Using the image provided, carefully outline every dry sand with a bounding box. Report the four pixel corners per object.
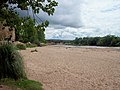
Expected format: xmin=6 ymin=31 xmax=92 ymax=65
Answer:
xmin=20 ymin=45 xmax=120 ymax=90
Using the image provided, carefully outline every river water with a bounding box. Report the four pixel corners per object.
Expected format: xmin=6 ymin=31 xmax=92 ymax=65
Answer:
xmin=53 ymin=45 xmax=120 ymax=49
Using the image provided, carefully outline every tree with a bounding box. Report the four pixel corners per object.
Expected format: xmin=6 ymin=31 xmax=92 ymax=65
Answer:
xmin=97 ymin=35 xmax=116 ymax=46
xmin=0 ymin=0 xmax=58 ymax=43
xmin=17 ymin=17 xmax=37 ymax=43
xmin=73 ymin=35 xmax=120 ymax=47
xmin=0 ymin=0 xmax=58 ymax=15
xmin=87 ymin=37 xmax=100 ymax=46
xmin=16 ymin=17 xmax=48 ymax=43
xmin=0 ymin=0 xmax=58 ymax=28
xmin=0 ymin=0 xmax=58 ymax=81
xmin=74 ymin=37 xmax=79 ymax=45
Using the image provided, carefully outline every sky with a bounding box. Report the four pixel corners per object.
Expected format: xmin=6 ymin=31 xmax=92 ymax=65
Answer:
xmin=17 ymin=0 xmax=120 ymax=40
xmin=42 ymin=0 xmax=120 ymax=40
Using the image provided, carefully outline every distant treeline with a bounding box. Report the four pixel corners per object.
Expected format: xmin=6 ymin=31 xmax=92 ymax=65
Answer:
xmin=72 ymin=35 xmax=120 ymax=47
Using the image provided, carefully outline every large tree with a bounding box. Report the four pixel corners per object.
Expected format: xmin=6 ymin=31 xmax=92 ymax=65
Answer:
xmin=0 ymin=0 xmax=58 ymax=42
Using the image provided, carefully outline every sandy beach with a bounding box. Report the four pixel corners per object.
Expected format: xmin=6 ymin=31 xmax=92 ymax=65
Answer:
xmin=20 ymin=45 xmax=120 ymax=90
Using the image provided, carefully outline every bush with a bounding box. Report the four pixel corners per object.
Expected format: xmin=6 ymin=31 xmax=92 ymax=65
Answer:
xmin=33 ymin=40 xmax=41 ymax=47
xmin=16 ymin=43 xmax=26 ymax=50
xmin=0 ymin=42 xmax=27 ymax=80
xmin=26 ymin=42 xmax=37 ymax=48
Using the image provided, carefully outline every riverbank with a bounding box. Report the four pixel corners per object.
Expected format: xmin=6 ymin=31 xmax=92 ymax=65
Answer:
xmin=20 ymin=45 xmax=120 ymax=90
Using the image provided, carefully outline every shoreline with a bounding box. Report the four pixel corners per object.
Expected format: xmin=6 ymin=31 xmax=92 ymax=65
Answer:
xmin=52 ymin=44 xmax=120 ymax=49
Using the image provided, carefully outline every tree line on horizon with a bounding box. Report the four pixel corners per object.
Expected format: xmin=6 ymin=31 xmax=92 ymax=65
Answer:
xmin=73 ymin=35 xmax=120 ymax=47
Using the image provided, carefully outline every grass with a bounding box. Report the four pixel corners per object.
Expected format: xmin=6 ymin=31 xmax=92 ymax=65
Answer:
xmin=0 ymin=78 xmax=43 ymax=90
xmin=0 ymin=42 xmax=43 ymax=90
xmin=16 ymin=43 xmax=26 ymax=50
xmin=0 ymin=42 xmax=26 ymax=80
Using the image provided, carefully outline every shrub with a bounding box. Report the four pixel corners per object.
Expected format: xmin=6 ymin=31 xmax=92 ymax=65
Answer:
xmin=33 ymin=40 xmax=41 ymax=47
xmin=26 ymin=42 xmax=37 ymax=48
xmin=16 ymin=43 xmax=26 ymax=50
xmin=0 ymin=42 xmax=27 ymax=80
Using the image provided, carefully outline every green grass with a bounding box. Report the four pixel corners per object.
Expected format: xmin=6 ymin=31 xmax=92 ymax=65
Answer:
xmin=0 ymin=78 xmax=43 ymax=90
xmin=0 ymin=43 xmax=43 ymax=90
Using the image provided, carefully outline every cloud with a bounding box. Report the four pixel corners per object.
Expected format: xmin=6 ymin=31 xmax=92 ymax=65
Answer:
xmin=45 ymin=27 xmax=105 ymax=40
xmin=80 ymin=0 xmax=120 ymax=36
xmin=36 ymin=0 xmax=83 ymax=28
xmin=14 ymin=0 xmax=120 ymax=40
xmin=45 ymin=0 xmax=120 ymax=40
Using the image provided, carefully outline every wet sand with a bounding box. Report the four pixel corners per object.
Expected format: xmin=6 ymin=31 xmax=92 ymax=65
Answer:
xmin=20 ymin=45 xmax=120 ymax=90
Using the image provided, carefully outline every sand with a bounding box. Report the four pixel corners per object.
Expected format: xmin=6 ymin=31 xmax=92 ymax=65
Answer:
xmin=20 ymin=45 xmax=120 ymax=90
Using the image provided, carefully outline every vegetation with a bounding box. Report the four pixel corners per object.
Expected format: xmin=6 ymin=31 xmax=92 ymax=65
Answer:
xmin=0 ymin=0 xmax=58 ymax=15
xmin=16 ymin=43 xmax=26 ymax=50
xmin=0 ymin=0 xmax=58 ymax=44
xmin=0 ymin=0 xmax=58 ymax=89
xmin=26 ymin=42 xmax=37 ymax=48
xmin=0 ymin=78 xmax=43 ymax=90
xmin=0 ymin=42 xmax=26 ymax=80
xmin=73 ymin=35 xmax=120 ymax=47
xmin=16 ymin=17 xmax=48 ymax=44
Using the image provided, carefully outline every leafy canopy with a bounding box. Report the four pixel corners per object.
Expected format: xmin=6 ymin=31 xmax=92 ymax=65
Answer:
xmin=0 ymin=0 xmax=58 ymax=43
xmin=0 ymin=0 xmax=58 ymax=15
xmin=0 ymin=0 xmax=58 ymax=27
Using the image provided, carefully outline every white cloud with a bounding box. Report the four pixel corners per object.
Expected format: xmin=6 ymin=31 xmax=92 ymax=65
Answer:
xmin=45 ymin=0 xmax=120 ymax=40
xmin=80 ymin=0 xmax=120 ymax=37
xmin=45 ymin=27 xmax=106 ymax=40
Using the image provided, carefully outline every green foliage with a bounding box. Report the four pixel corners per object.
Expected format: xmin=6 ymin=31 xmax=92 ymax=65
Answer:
xmin=97 ymin=35 xmax=113 ymax=46
xmin=0 ymin=0 xmax=58 ymax=16
xmin=36 ymin=23 xmax=46 ymax=43
xmin=74 ymin=37 xmax=80 ymax=45
xmin=0 ymin=42 xmax=27 ymax=80
xmin=0 ymin=0 xmax=58 ymax=44
xmin=16 ymin=43 xmax=26 ymax=50
xmin=16 ymin=18 xmax=46 ymax=44
xmin=16 ymin=79 xmax=43 ymax=90
xmin=73 ymin=35 xmax=120 ymax=47
xmin=17 ymin=17 xmax=36 ymax=43
xmin=0 ymin=78 xmax=43 ymax=90
xmin=0 ymin=8 xmax=21 ymax=28
xmin=87 ymin=37 xmax=100 ymax=46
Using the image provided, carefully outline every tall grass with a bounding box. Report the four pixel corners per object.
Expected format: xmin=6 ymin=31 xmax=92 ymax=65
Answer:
xmin=0 ymin=42 xmax=27 ymax=80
